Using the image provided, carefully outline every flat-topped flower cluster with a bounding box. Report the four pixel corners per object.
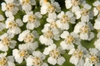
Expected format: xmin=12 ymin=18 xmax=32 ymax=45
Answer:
xmin=0 ymin=0 xmax=100 ymax=66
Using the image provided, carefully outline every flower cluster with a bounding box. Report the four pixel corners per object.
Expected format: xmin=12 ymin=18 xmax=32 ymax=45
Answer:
xmin=0 ymin=0 xmax=100 ymax=66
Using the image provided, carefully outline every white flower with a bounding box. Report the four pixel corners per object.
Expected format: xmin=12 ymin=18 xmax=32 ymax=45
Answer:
xmin=39 ymin=26 xmax=60 ymax=45
xmin=1 ymin=0 xmax=19 ymax=17
xmin=69 ymin=45 xmax=88 ymax=66
xmin=93 ymin=0 xmax=100 ymax=16
xmin=13 ymin=44 xmax=29 ymax=63
xmin=19 ymin=0 xmax=36 ymax=12
xmin=0 ymin=33 xmax=16 ymax=51
xmin=65 ymin=0 xmax=84 ymax=13
xmin=84 ymin=48 xmax=100 ymax=66
xmin=60 ymin=31 xmax=81 ymax=50
xmin=0 ymin=15 xmax=5 ymax=31
xmin=56 ymin=11 xmax=75 ymax=30
xmin=26 ymin=51 xmax=48 ymax=66
xmin=94 ymin=39 xmax=100 ymax=51
xmin=43 ymin=44 xmax=65 ymax=65
xmin=40 ymin=0 xmax=61 ymax=14
xmin=18 ymin=30 xmax=38 ymax=52
xmin=94 ymin=18 xmax=100 ymax=30
xmin=6 ymin=17 xmax=23 ymax=34
xmin=18 ymin=30 xmax=38 ymax=43
xmin=46 ymin=12 xmax=57 ymax=23
xmin=0 ymin=23 xmax=5 ymax=31
xmin=74 ymin=22 xmax=94 ymax=40
xmin=23 ymin=11 xmax=41 ymax=30
xmin=0 ymin=14 xmax=5 ymax=21
xmin=0 ymin=53 xmax=15 ymax=66
xmin=75 ymin=3 xmax=91 ymax=22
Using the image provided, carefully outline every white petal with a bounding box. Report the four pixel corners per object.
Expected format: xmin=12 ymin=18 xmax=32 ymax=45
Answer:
xmin=48 ymin=57 xmax=57 ymax=65
xmin=22 ymin=4 xmax=32 ymax=12
xmin=93 ymin=8 xmax=98 ymax=16
xmin=34 ymin=21 xmax=40 ymax=28
xmin=23 ymin=15 xmax=28 ymax=22
xmin=75 ymin=11 xmax=81 ymax=19
xmin=80 ymin=33 xmax=88 ymax=40
xmin=26 ymin=23 xmax=35 ymax=30
xmin=70 ymin=56 xmax=79 ymax=65
xmin=65 ymin=0 xmax=72 ymax=9
xmin=8 ymin=61 xmax=15 ymax=66
xmin=57 ymin=57 xmax=65 ymax=65
xmin=26 ymin=56 xmax=33 ymax=66
xmin=46 ymin=12 xmax=57 ymax=22
xmin=84 ymin=58 xmax=92 ymax=66
xmin=60 ymin=41 xmax=67 ymax=50
xmin=9 ymin=40 xmax=16 ymax=48
xmin=5 ymin=0 xmax=14 ymax=3
xmin=5 ymin=11 xmax=13 ymax=17
xmin=60 ymin=23 xmax=69 ymax=30
xmin=66 ymin=11 xmax=73 ymax=18
xmin=16 ymin=19 xmax=23 ymax=27
xmin=0 ymin=23 xmax=5 ymax=31
xmin=42 ymin=63 xmax=48 ymax=66
xmin=7 ymin=56 xmax=14 ymax=62
xmin=35 ymin=12 xmax=42 ymax=19
xmin=60 ymin=31 xmax=69 ymax=38
xmin=72 ymin=6 xmax=80 ymax=13
xmin=41 ymin=4 xmax=48 ymax=14
xmin=81 ymin=15 xmax=89 ymax=22
xmin=0 ymin=15 xmax=5 ymax=21
xmin=1 ymin=3 xmax=6 ymax=11
xmin=68 ymin=48 xmax=75 ymax=55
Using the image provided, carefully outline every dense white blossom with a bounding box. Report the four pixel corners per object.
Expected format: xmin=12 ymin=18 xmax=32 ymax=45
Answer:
xmin=74 ymin=22 xmax=94 ymax=40
xmin=84 ymin=48 xmax=100 ymax=66
xmin=60 ymin=31 xmax=81 ymax=50
xmin=56 ymin=11 xmax=75 ymax=30
xmin=19 ymin=0 xmax=36 ymax=12
xmin=26 ymin=51 xmax=48 ymax=66
xmin=23 ymin=11 xmax=42 ymax=30
xmin=1 ymin=0 xmax=19 ymax=17
xmin=13 ymin=44 xmax=29 ymax=63
xmin=69 ymin=45 xmax=88 ymax=66
xmin=0 ymin=0 xmax=100 ymax=66
xmin=0 ymin=33 xmax=16 ymax=51
xmin=43 ymin=44 xmax=65 ymax=65
xmin=0 ymin=52 xmax=15 ymax=66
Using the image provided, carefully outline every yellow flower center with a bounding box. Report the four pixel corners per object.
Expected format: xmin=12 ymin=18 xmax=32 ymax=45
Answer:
xmin=44 ymin=0 xmax=48 ymax=2
xmin=44 ymin=30 xmax=53 ymax=38
xmin=47 ymin=5 xmax=55 ymax=13
xmin=6 ymin=3 xmax=15 ymax=11
xmin=50 ymin=49 xmax=60 ymax=59
xmin=71 ymin=0 xmax=80 ymax=6
xmin=22 ymin=0 xmax=30 ymax=5
xmin=65 ymin=35 xmax=74 ymax=44
xmin=28 ymin=15 xmax=36 ymax=23
xmin=96 ymin=5 xmax=100 ymax=11
xmin=73 ymin=49 xmax=83 ymax=59
xmin=19 ymin=50 xmax=28 ymax=57
xmin=24 ymin=33 xmax=34 ymax=43
xmin=8 ymin=21 xmax=17 ymax=29
xmin=61 ymin=15 xmax=70 ymax=23
xmin=80 ymin=25 xmax=89 ymax=34
xmin=50 ymin=22 xmax=58 ymax=28
xmin=0 ymin=57 xmax=7 ymax=66
xmin=2 ymin=37 xmax=10 ymax=46
xmin=81 ymin=8 xmax=89 ymax=16
xmin=33 ymin=56 xmax=42 ymax=66
xmin=89 ymin=55 xmax=99 ymax=64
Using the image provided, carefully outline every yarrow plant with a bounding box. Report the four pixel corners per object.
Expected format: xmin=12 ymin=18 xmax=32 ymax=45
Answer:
xmin=0 ymin=0 xmax=100 ymax=66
